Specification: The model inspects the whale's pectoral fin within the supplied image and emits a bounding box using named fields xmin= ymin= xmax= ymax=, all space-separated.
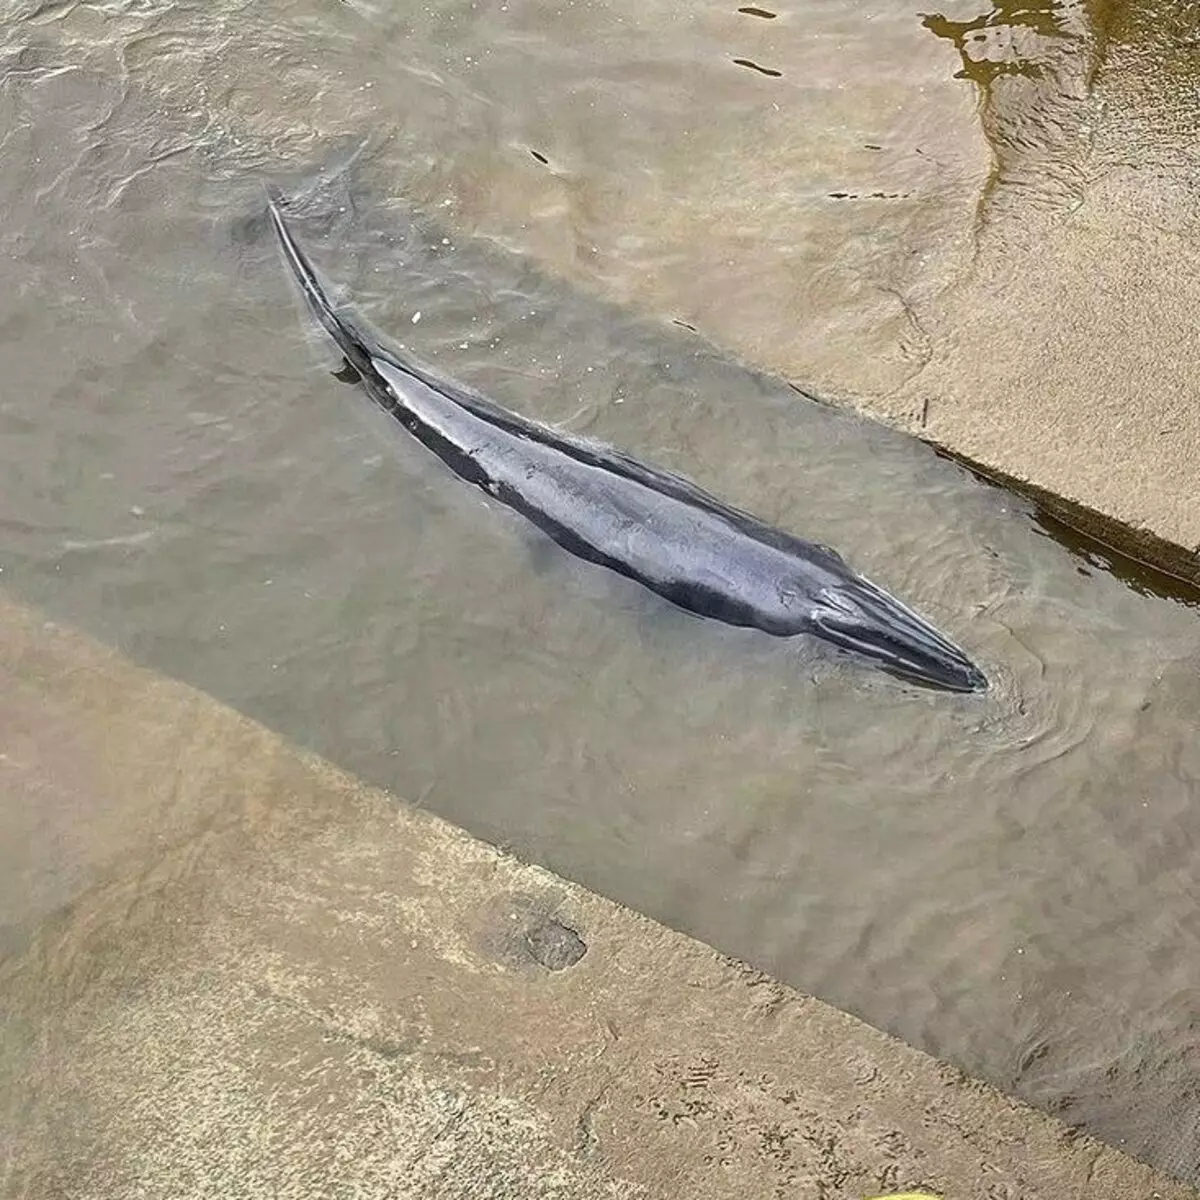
xmin=331 ymin=357 xmax=362 ymax=384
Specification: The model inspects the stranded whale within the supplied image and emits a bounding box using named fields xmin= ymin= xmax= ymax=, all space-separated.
xmin=266 ymin=190 xmax=987 ymax=693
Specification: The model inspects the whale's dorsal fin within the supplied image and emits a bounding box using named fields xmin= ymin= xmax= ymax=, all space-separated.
xmin=332 ymin=357 xmax=362 ymax=384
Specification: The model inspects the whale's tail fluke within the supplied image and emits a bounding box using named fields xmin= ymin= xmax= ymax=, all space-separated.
xmin=264 ymin=186 xmax=374 ymax=384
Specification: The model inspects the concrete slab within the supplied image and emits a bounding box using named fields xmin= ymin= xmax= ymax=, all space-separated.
xmin=0 ymin=592 xmax=1193 ymax=1199
xmin=891 ymin=0 xmax=1200 ymax=582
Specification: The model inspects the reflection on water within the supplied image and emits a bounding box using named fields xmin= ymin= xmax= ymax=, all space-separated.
xmin=924 ymin=1 xmax=1077 ymax=81
xmin=1035 ymin=512 xmax=1200 ymax=606
xmin=932 ymin=447 xmax=1200 ymax=608
xmin=2 ymin=0 xmax=1200 ymax=1186
xmin=921 ymin=0 xmax=1097 ymax=225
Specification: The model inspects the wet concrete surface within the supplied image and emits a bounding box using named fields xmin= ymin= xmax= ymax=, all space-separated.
xmin=848 ymin=0 xmax=1200 ymax=575
xmin=0 ymin=591 xmax=1193 ymax=1200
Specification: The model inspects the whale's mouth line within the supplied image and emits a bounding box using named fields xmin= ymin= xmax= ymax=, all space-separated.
xmin=812 ymin=582 xmax=988 ymax=694
xmin=817 ymin=621 xmax=987 ymax=692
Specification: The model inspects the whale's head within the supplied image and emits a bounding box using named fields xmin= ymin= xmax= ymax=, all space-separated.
xmin=809 ymin=576 xmax=987 ymax=694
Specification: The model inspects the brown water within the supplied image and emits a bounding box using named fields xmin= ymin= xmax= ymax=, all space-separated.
xmin=3 ymin=0 xmax=1200 ymax=1184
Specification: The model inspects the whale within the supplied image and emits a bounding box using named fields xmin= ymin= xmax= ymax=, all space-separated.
xmin=265 ymin=189 xmax=987 ymax=693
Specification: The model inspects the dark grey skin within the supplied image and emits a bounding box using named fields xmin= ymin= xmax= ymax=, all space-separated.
xmin=266 ymin=189 xmax=987 ymax=693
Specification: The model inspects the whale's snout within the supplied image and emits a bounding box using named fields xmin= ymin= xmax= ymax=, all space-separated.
xmin=811 ymin=578 xmax=987 ymax=694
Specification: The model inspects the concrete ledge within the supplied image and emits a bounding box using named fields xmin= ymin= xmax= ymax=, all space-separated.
xmin=0 ymin=592 xmax=1192 ymax=1199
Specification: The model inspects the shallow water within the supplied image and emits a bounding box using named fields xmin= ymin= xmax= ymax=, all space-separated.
xmin=3 ymin=0 xmax=1200 ymax=1183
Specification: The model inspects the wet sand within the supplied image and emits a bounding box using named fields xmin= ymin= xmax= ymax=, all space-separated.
xmin=0 ymin=591 xmax=1192 ymax=1200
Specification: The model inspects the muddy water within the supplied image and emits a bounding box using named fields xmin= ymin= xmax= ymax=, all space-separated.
xmin=3 ymin=0 xmax=1200 ymax=1184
